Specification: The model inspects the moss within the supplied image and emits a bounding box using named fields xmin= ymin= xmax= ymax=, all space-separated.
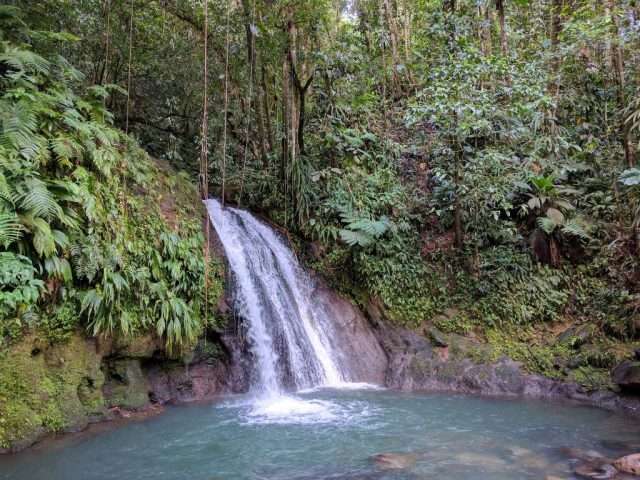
xmin=569 ymin=366 xmax=614 ymax=392
xmin=433 ymin=309 xmax=475 ymax=335
xmin=0 ymin=333 xmax=105 ymax=451
xmin=483 ymin=328 xmax=569 ymax=379
xmin=102 ymin=359 xmax=149 ymax=410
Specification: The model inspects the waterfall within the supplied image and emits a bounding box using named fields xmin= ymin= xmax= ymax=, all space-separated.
xmin=205 ymin=199 xmax=351 ymax=398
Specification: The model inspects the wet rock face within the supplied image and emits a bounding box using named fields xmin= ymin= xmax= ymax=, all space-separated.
xmin=367 ymin=303 xmax=529 ymax=396
xmin=103 ymin=336 xmax=241 ymax=407
xmin=103 ymin=359 xmax=150 ymax=410
xmin=365 ymin=299 xmax=640 ymax=416
xmin=313 ymin=285 xmax=388 ymax=385
xmin=1 ymin=333 xmax=235 ymax=453
xmin=144 ymin=352 xmax=234 ymax=404
xmin=0 ymin=334 xmax=105 ymax=453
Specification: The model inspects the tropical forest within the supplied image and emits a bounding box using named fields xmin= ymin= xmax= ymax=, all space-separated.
xmin=1 ymin=0 xmax=640 ymax=478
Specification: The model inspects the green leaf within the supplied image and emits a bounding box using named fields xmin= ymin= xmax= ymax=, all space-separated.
xmin=339 ymin=229 xmax=375 ymax=247
xmin=620 ymin=168 xmax=640 ymax=187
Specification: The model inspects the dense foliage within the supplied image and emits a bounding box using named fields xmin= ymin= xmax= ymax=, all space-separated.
xmin=6 ymin=0 xmax=640 ymax=385
xmin=0 ymin=7 xmax=221 ymax=352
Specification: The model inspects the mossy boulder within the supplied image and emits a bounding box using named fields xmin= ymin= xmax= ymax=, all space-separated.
xmin=557 ymin=324 xmax=597 ymax=349
xmin=0 ymin=333 xmax=105 ymax=452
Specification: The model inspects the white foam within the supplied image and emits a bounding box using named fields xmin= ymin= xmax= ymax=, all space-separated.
xmin=298 ymin=382 xmax=385 ymax=394
xmin=245 ymin=395 xmax=339 ymax=425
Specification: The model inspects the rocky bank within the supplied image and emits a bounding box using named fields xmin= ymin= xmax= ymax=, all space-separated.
xmin=3 ymin=240 xmax=640 ymax=453
xmin=0 ymin=331 xmax=245 ymax=453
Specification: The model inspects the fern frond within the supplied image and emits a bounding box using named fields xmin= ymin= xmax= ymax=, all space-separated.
xmin=50 ymin=135 xmax=83 ymax=166
xmin=536 ymin=216 xmax=556 ymax=235
xmin=339 ymin=229 xmax=375 ymax=247
xmin=16 ymin=177 xmax=63 ymax=220
xmin=0 ymin=45 xmax=50 ymax=77
xmin=347 ymin=216 xmax=391 ymax=237
xmin=0 ymin=212 xmax=23 ymax=246
xmin=561 ymin=219 xmax=592 ymax=241
xmin=620 ymin=168 xmax=640 ymax=187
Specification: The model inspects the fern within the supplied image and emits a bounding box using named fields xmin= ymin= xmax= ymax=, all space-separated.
xmin=346 ymin=216 xmax=391 ymax=237
xmin=620 ymin=168 xmax=640 ymax=187
xmin=536 ymin=216 xmax=557 ymax=235
xmin=339 ymin=214 xmax=391 ymax=248
xmin=0 ymin=44 xmax=50 ymax=77
xmin=50 ymin=135 xmax=83 ymax=166
xmin=16 ymin=177 xmax=63 ymax=220
xmin=339 ymin=228 xmax=375 ymax=247
xmin=0 ymin=15 xmax=208 ymax=352
xmin=0 ymin=212 xmax=23 ymax=246
xmin=561 ymin=219 xmax=591 ymax=241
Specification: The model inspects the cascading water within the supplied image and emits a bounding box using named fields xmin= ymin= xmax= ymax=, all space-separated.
xmin=204 ymin=199 xmax=354 ymax=403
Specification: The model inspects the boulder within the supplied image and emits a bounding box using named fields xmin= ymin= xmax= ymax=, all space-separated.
xmin=557 ymin=324 xmax=596 ymax=349
xmin=613 ymin=453 xmax=640 ymax=476
xmin=612 ymin=361 xmax=640 ymax=393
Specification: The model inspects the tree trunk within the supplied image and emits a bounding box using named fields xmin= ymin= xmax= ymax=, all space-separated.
xmin=609 ymin=0 xmax=636 ymax=167
xmin=495 ymin=0 xmax=508 ymax=56
xmin=241 ymin=0 xmax=267 ymax=163
xmin=382 ymin=0 xmax=403 ymax=97
xmin=549 ymin=0 xmax=564 ymax=97
xmin=454 ymin=151 xmax=463 ymax=250
xmin=292 ymin=67 xmax=313 ymax=155
xmin=261 ymin=65 xmax=274 ymax=156
xmin=281 ymin=55 xmax=290 ymax=183
xmin=286 ymin=19 xmax=298 ymax=165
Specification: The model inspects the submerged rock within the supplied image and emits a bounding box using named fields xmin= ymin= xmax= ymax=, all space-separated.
xmin=370 ymin=453 xmax=418 ymax=470
xmin=519 ymin=453 xmax=552 ymax=470
xmin=559 ymin=447 xmax=610 ymax=463
xmin=613 ymin=453 xmax=640 ymax=475
xmin=600 ymin=439 xmax=640 ymax=453
xmin=453 ymin=452 xmax=508 ymax=470
xmin=573 ymin=462 xmax=618 ymax=479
